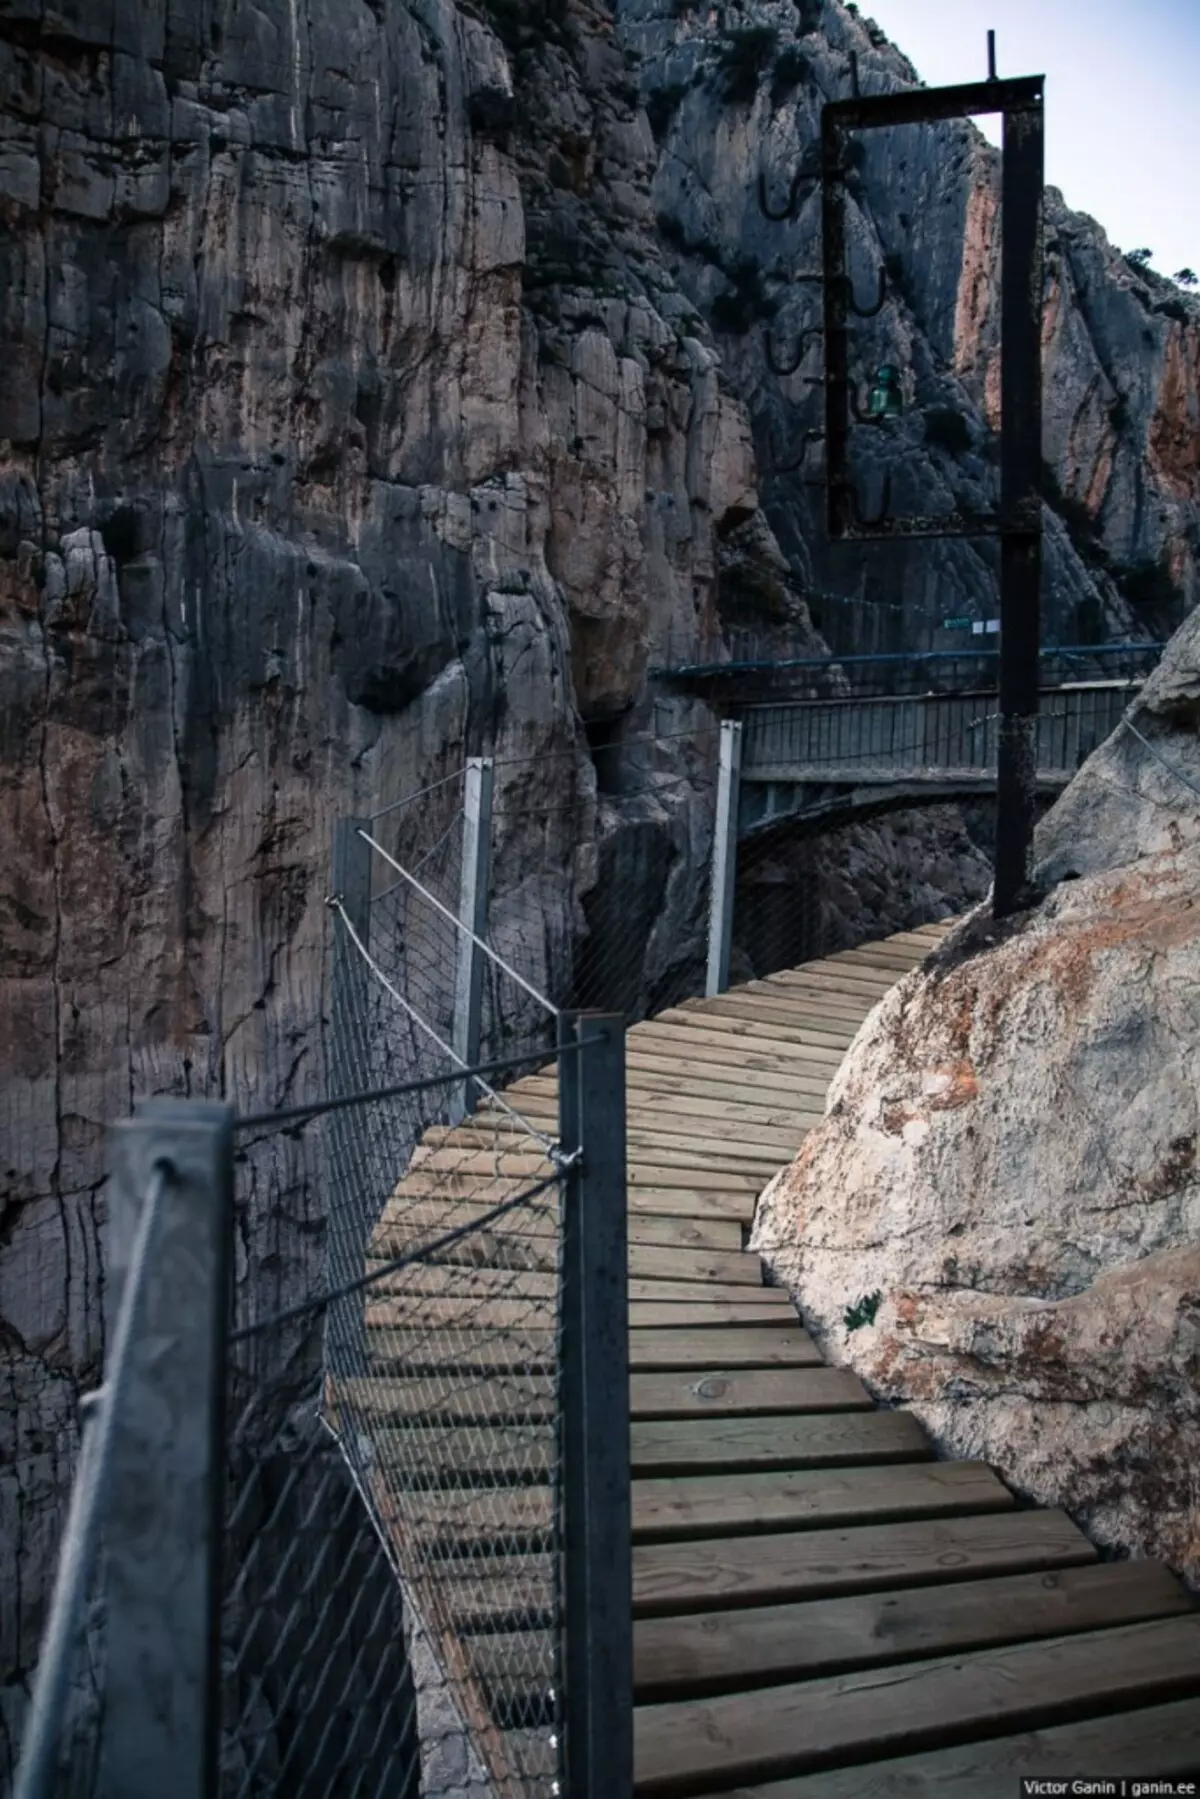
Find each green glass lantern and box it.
[867,363,904,420]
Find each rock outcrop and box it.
[752,609,1200,1585]
[2,0,1199,1772]
[632,0,1200,644]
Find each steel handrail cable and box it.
[15,1162,171,1799]
[329,898,559,1158]
[1123,719,1200,804]
[355,830,558,1018]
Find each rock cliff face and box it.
[631,0,1200,646]
[1,0,1198,1770]
[752,608,1200,1587]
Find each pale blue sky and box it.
[859,0,1200,280]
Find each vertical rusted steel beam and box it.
[993,92,1045,918]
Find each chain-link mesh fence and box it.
[486,728,723,1029]
[320,794,574,1798]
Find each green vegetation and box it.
[844,1291,883,1332]
[770,45,810,105]
[715,24,779,103]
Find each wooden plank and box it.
[469,1561,1192,1707]
[365,1326,557,1373]
[629,1461,1012,1543]
[331,1372,556,1425]
[627,1296,799,1329]
[823,949,926,974]
[631,1367,869,1419]
[628,1026,845,1071]
[694,993,876,1032]
[365,1290,793,1332]
[632,1615,1200,1795]
[403,1150,764,1191]
[371,1472,522,1791]
[709,1695,1200,1796]
[624,1069,823,1111]
[762,962,900,994]
[659,1005,859,1047]
[629,1410,932,1476]
[627,1328,824,1371]
[630,1508,1096,1619]
[376,1422,556,1486]
[441,1555,556,1631]
[626,1160,772,1191]
[628,1035,841,1080]
[641,1012,849,1056]
[674,1009,866,1046]
[484,1085,823,1129]
[631,1245,768,1286]
[363,1321,821,1371]
[366,1241,767,1290]
[503,1729,559,1784]
[625,1187,758,1223]
[381,1180,755,1228]
[426,1119,802,1162]
[386,1484,553,1551]
[631,1560,1194,1705]
[384,1462,1009,1557]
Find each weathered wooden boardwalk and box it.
[349,920,1200,1795]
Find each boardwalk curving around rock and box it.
[341,919,1200,1795]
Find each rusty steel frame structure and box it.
[761,46,1046,916]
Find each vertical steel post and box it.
[993,96,1044,918]
[102,1099,233,1799]
[450,757,494,1124]
[328,817,374,1374]
[821,109,851,542]
[558,1011,632,1799]
[706,721,743,998]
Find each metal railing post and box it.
[706,720,742,997]
[102,1098,233,1799]
[328,817,374,1375]
[450,757,494,1124]
[557,1011,632,1799]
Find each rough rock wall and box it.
[752,608,1200,1585]
[629,0,1200,651]
[0,0,795,1768]
[2,0,1200,1769]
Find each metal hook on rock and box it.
[756,157,820,223]
[764,323,823,378]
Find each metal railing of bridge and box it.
[15,794,635,1799]
[15,672,1156,1797]
[738,681,1140,787]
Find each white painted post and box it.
[451,757,494,1123]
[706,721,743,998]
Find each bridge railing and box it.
[15,803,634,1799]
[740,682,1141,785]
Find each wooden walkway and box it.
[346,920,1200,1795]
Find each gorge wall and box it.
[1,0,1198,1771]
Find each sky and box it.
[857,0,1200,281]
